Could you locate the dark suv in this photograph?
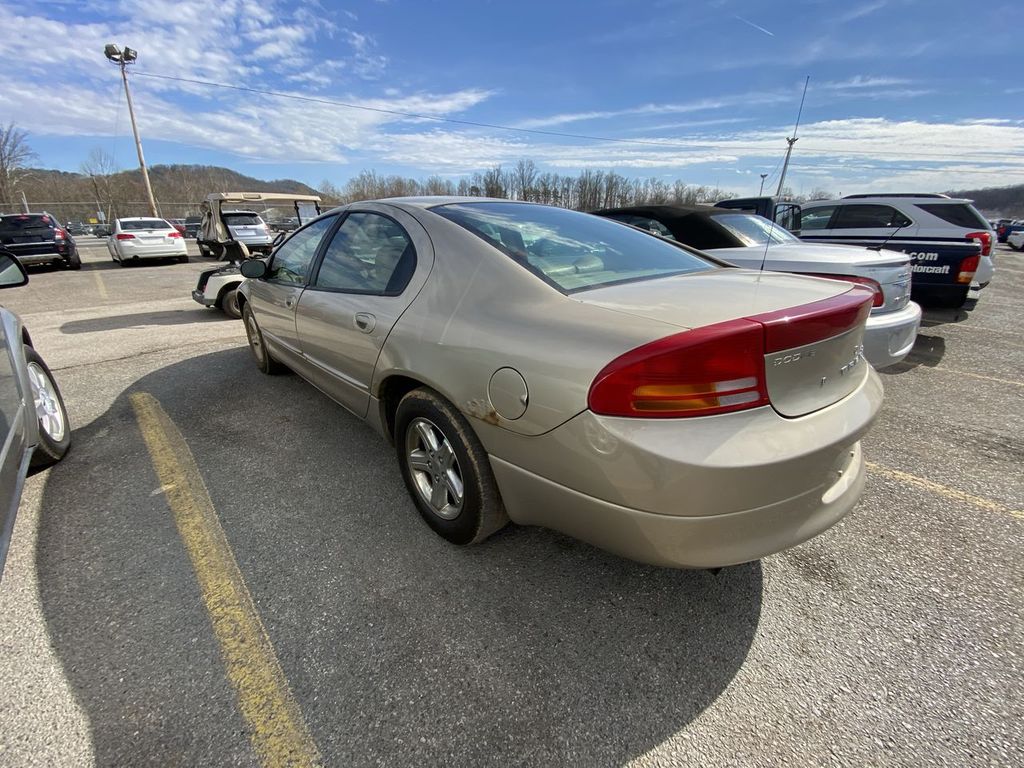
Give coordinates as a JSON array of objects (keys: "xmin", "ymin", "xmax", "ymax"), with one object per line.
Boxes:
[{"xmin": 0, "ymin": 213, "xmax": 81, "ymax": 270}]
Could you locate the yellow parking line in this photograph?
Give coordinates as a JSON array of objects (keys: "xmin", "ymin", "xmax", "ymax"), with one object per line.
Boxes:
[
  {"xmin": 866, "ymin": 461, "xmax": 1023, "ymax": 520},
  {"xmin": 92, "ymin": 271, "xmax": 108, "ymax": 300},
  {"xmin": 131, "ymin": 392, "xmax": 322, "ymax": 768}
]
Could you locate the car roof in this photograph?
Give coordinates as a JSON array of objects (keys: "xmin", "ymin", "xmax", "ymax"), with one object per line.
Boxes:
[
  {"xmin": 374, "ymin": 196, "xmax": 535, "ymax": 209},
  {"xmin": 813, "ymin": 196, "xmax": 975, "ymax": 205},
  {"xmin": 118, "ymin": 216, "xmax": 168, "ymax": 221}
]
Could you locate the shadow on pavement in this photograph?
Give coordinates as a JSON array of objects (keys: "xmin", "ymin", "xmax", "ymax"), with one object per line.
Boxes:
[
  {"xmin": 36, "ymin": 348, "xmax": 762, "ymax": 766},
  {"xmin": 60, "ymin": 309, "xmax": 231, "ymax": 334},
  {"xmin": 918, "ymin": 298, "xmax": 977, "ymax": 328},
  {"xmin": 880, "ymin": 333, "xmax": 947, "ymax": 375}
]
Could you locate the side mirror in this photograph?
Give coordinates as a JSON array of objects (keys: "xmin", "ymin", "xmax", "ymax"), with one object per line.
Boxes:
[
  {"xmin": 0, "ymin": 251, "xmax": 28, "ymax": 289},
  {"xmin": 240, "ymin": 259, "xmax": 268, "ymax": 279}
]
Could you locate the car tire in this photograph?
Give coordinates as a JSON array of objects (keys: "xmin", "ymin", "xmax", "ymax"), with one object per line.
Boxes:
[
  {"xmin": 242, "ymin": 303, "xmax": 284, "ymax": 374},
  {"xmin": 25, "ymin": 347, "xmax": 71, "ymax": 469},
  {"xmin": 394, "ymin": 387, "xmax": 508, "ymax": 546},
  {"xmin": 64, "ymin": 250, "xmax": 82, "ymax": 270},
  {"xmin": 220, "ymin": 287, "xmax": 241, "ymax": 319}
]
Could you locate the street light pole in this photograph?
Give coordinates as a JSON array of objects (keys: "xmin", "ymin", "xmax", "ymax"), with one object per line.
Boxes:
[
  {"xmin": 759, "ymin": 173, "xmax": 768, "ymax": 195},
  {"xmin": 104, "ymin": 44, "xmax": 158, "ymax": 217}
]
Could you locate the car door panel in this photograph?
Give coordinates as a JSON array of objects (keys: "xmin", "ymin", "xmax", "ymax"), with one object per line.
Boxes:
[
  {"xmin": 247, "ymin": 215, "xmax": 339, "ymax": 360},
  {"xmin": 294, "ymin": 206, "xmax": 433, "ymax": 417}
]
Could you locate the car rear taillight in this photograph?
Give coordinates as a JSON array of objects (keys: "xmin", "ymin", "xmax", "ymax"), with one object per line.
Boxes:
[
  {"xmin": 956, "ymin": 254, "xmax": 980, "ymax": 285},
  {"xmin": 965, "ymin": 230, "xmax": 992, "ymax": 257},
  {"xmin": 116, "ymin": 233, "xmax": 136, "ymax": 240},
  {"xmin": 588, "ymin": 319, "xmax": 769, "ymax": 418},
  {"xmin": 168, "ymin": 231, "xmax": 182, "ymax": 238},
  {"xmin": 588, "ymin": 288, "xmax": 873, "ymax": 419},
  {"xmin": 800, "ymin": 273, "xmax": 883, "ymax": 307},
  {"xmin": 53, "ymin": 228, "xmax": 65, "ymax": 240}
]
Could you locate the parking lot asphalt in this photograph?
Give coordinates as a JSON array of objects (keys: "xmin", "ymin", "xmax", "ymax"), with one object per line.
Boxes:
[{"xmin": 0, "ymin": 238, "xmax": 1021, "ymax": 767}]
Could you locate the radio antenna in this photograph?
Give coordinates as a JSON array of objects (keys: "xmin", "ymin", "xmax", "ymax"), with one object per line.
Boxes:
[{"xmin": 775, "ymin": 75, "xmax": 809, "ymax": 198}]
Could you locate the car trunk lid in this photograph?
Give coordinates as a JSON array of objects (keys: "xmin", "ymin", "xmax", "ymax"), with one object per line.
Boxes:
[{"xmin": 580, "ymin": 269, "xmax": 873, "ymax": 417}]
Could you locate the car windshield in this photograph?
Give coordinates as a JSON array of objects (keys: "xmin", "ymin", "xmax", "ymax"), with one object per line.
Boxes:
[
  {"xmin": 0, "ymin": 214, "xmax": 54, "ymax": 233},
  {"xmin": 435, "ymin": 202, "xmax": 713, "ymax": 293},
  {"xmin": 121, "ymin": 219, "xmax": 171, "ymax": 231},
  {"xmin": 224, "ymin": 213, "xmax": 262, "ymax": 225},
  {"xmin": 710, "ymin": 213, "xmax": 800, "ymax": 246}
]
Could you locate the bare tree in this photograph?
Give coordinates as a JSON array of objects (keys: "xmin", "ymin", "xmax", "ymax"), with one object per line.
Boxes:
[
  {"xmin": 81, "ymin": 147, "xmax": 120, "ymax": 220},
  {"xmin": 0, "ymin": 123, "xmax": 37, "ymax": 209}
]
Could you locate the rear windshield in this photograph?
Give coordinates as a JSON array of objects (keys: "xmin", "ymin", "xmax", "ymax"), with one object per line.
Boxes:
[
  {"xmin": 224, "ymin": 213, "xmax": 262, "ymax": 225},
  {"xmin": 0, "ymin": 214, "xmax": 54, "ymax": 233},
  {"xmin": 916, "ymin": 203, "xmax": 989, "ymax": 230},
  {"xmin": 120, "ymin": 219, "xmax": 171, "ymax": 231},
  {"xmin": 435, "ymin": 202, "xmax": 713, "ymax": 293},
  {"xmin": 710, "ymin": 213, "xmax": 800, "ymax": 246}
]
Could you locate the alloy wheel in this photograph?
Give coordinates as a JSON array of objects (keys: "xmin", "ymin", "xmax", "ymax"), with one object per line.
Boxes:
[
  {"xmin": 27, "ymin": 362, "xmax": 66, "ymax": 443},
  {"xmin": 405, "ymin": 417, "xmax": 465, "ymax": 520}
]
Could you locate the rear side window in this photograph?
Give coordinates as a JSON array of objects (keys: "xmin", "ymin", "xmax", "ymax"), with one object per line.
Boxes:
[
  {"xmin": 436, "ymin": 202, "xmax": 713, "ymax": 293},
  {"xmin": 916, "ymin": 203, "xmax": 989, "ymax": 229},
  {"xmin": 831, "ymin": 204, "xmax": 912, "ymax": 229},
  {"xmin": 120, "ymin": 219, "xmax": 171, "ymax": 231},
  {"xmin": 800, "ymin": 206, "xmax": 836, "ymax": 230},
  {"xmin": 0, "ymin": 215, "xmax": 54, "ymax": 233},
  {"xmin": 607, "ymin": 214, "xmax": 678, "ymax": 241}
]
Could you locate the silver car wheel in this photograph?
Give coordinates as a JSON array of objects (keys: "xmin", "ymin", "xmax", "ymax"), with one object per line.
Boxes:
[
  {"xmin": 245, "ymin": 312, "xmax": 264, "ymax": 363},
  {"xmin": 27, "ymin": 361, "xmax": 66, "ymax": 443},
  {"xmin": 405, "ymin": 417, "xmax": 464, "ymax": 520}
]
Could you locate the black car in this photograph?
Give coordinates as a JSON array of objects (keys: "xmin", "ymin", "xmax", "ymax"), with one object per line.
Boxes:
[
  {"xmin": 183, "ymin": 216, "xmax": 202, "ymax": 238},
  {"xmin": 0, "ymin": 213, "xmax": 81, "ymax": 270}
]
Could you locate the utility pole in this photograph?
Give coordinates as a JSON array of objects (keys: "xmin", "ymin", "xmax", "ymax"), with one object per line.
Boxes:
[
  {"xmin": 19, "ymin": 190, "xmax": 29, "ymax": 214},
  {"xmin": 759, "ymin": 173, "xmax": 768, "ymax": 195},
  {"xmin": 104, "ymin": 44, "xmax": 158, "ymax": 217},
  {"xmin": 776, "ymin": 76, "xmax": 810, "ymax": 199}
]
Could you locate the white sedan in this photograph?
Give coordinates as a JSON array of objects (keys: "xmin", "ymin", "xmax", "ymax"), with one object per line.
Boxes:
[{"xmin": 106, "ymin": 217, "xmax": 188, "ymax": 266}]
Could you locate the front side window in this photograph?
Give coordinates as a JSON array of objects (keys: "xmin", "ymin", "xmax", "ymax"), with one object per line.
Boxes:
[
  {"xmin": 314, "ymin": 212, "xmax": 416, "ymax": 294},
  {"xmin": 832, "ymin": 204, "xmax": 912, "ymax": 229},
  {"xmin": 267, "ymin": 215, "xmax": 336, "ymax": 285},
  {"xmin": 800, "ymin": 206, "xmax": 837, "ymax": 230},
  {"xmin": 710, "ymin": 213, "xmax": 800, "ymax": 246},
  {"xmin": 435, "ymin": 202, "xmax": 713, "ymax": 293}
]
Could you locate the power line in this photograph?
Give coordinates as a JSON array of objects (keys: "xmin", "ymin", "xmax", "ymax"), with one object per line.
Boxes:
[{"xmin": 133, "ymin": 71, "xmax": 1024, "ymax": 162}]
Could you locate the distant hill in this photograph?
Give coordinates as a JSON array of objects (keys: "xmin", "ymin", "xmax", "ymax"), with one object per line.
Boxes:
[
  {"xmin": 12, "ymin": 164, "xmax": 319, "ymax": 221},
  {"xmin": 946, "ymin": 183, "xmax": 1024, "ymax": 218}
]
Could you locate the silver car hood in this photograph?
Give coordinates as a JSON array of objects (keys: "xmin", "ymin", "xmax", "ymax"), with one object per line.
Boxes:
[{"xmin": 576, "ymin": 268, "xmax": 851, "ymax": 330}]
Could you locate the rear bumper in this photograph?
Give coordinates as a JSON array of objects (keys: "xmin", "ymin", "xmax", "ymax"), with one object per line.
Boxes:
[
  {"xmin": 864, "ymin": 301, "xmax": 921, "ymax": 369},
  {"xmin": 192, "ymin": 289, "xmax": 216, "ymax": 307},
  {"xmin": 492, "ymin": 443, "xmax": 864, "ymax": 569},
  {"xmin": 486, "ymin": 368, "xmax": 883, "ymax": 568},
  {"xmin": 120, "ymin": 247, "xmax": 187, "ymax": 260}
]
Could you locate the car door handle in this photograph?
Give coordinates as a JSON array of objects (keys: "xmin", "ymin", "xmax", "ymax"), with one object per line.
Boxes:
[
  {"xmin": 354, "ymin": 312, "xmax": 376, "ymax": 333},
  {"xmin": 285, "ymin": 296, "xmax": 295, "ymax": 309}
]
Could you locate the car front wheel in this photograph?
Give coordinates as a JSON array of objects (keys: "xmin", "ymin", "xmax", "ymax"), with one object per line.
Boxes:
[
  {"xmin": 395, "ymin": 388, "xmax": 508, "ymax": 545},
  {"xmin": 242, "ymin": 303, "xmax": 284, "ymax": 374},
  {"xmin": 220, "ymin": 287, "xmax": 241, "ymax": 319},
  {"xmin": 25, "ymin": 347, "xmax": 71, "ymax": 468}
]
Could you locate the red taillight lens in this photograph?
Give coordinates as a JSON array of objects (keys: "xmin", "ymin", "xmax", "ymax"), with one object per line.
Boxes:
[
  {"xmin": 588, "ymin": 288, "xmax": 874, "ymax": 419},
  {"xmin": 116, "ymin": 233, "xmax": 135, "ymax": 240},
  {"xmin": 800, "ymin": 273, "xmax": 884, "ymax": 307},
  {"xmin": 53, "ymin": 228, "xmax": 65, "ymax": 240},
  {"xmin": 956, "ymin": 254, "xmax": 980, "ymax": 285},
  {"xmin": 588, "ymin": 319, "xmax": 769, "ymax": 418},
  {"xmin": 965, "ymin": 231, "xmax": 991, "ymax": 257},
  {"xmin": 168, "ymin": 231, "xmax": 182, "ymax": 238}
]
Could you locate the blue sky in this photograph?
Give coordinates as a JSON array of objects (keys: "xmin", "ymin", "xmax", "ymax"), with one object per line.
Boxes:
[{"xmin": 1, "ymin": 0, "xmax": 1022, "ymax": 196}]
